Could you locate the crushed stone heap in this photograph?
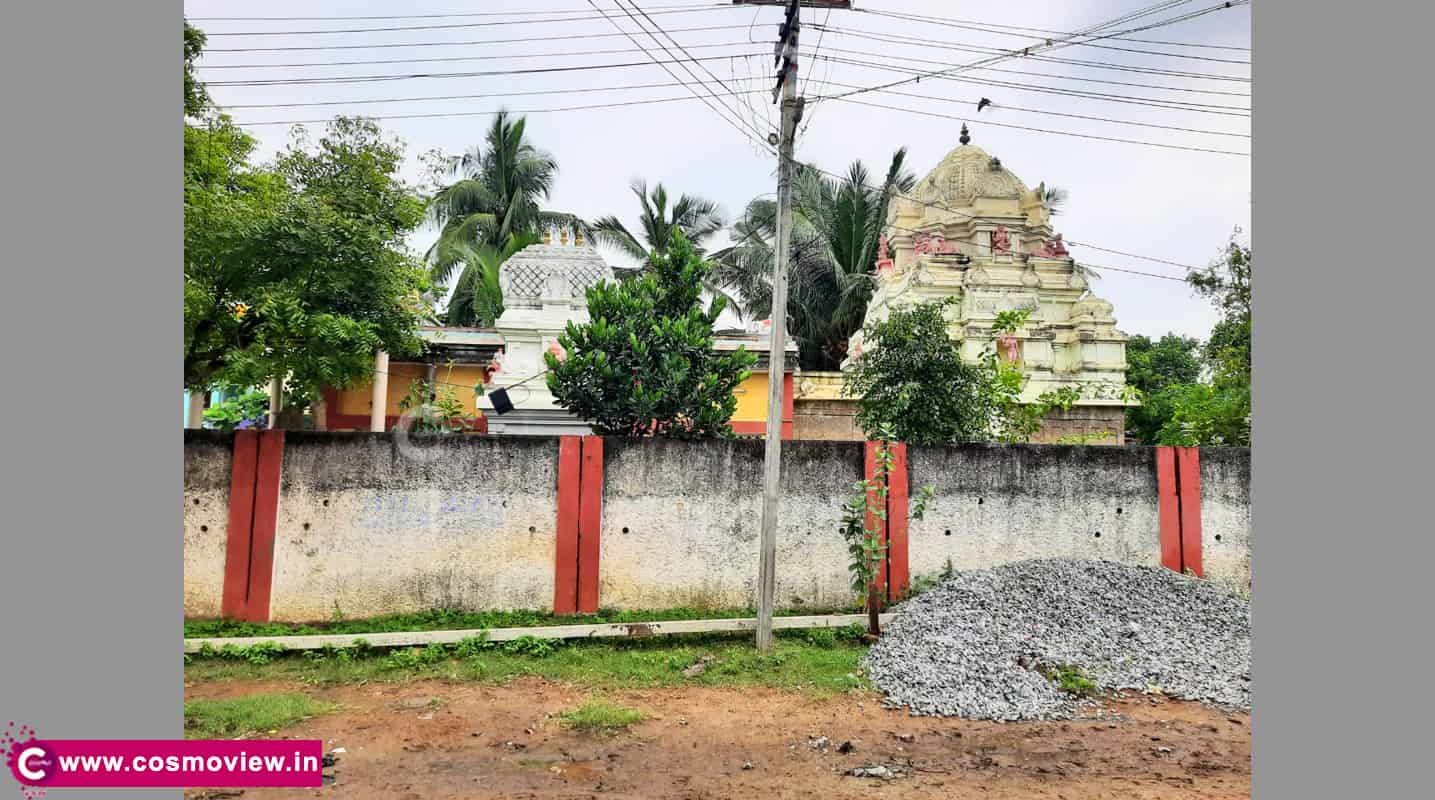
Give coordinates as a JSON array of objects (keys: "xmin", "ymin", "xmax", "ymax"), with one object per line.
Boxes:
[{"xmin": 864, "ymin": 559, "xmax": 1251, "ymax": 720}]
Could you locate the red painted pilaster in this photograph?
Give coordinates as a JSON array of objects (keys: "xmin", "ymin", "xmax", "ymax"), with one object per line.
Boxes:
[
  {"xmin": 577, "ymin": 436, "xmax": 605, "ymax": 614},
  {"xmin": 553, "ymin": 436, "xmax": 582, "ymax": 614},
  {"xmin": 221, "ymin": 431, "xmax": 259, "ymax": 619},
  {"xmin": 1177, "ymin": 447, "xmax": 1204, "ymax": 578},
  {"xmin": 1156, "ymin": 446, "xmax": 1183, "ymax": 573},
  {"xmin": 242, "ymin": 430, "xmax": 285, "ymax": 622}
]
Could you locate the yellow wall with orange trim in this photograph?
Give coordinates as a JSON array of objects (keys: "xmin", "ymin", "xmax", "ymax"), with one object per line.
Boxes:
[
  {"xmin": 334, "ymin": 363, "xmax": 491, "ymax": 418},
  {"xmin": 732, "ymin": 372, "xmax": 773, "ymax": 423}
]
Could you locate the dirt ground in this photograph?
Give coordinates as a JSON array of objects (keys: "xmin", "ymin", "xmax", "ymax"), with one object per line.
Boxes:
[{"xmin": 185, "ymin": 678, "xmax": 1250, "ymax": 799}]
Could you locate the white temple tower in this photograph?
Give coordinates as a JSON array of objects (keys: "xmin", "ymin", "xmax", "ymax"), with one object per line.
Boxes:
[{"xmin": 845, "ymin": 126, "xmax": 1135, "ymax": 443}]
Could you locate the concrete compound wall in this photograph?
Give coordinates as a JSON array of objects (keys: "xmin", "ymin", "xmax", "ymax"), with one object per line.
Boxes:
[
  {"xmin": 598, "ymin": 439, "xmax": 861, "ymax": 610},
  {"xmin": 183, "ymin": 432, "xmax": 233, "ymax": 619},
  {"xmin": 184, "ymin": 431, "xmax": 1251, "ymax": 622}
]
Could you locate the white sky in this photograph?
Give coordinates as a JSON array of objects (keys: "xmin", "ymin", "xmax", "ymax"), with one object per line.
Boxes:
[{"xmin": 186, "ymin": 0, "xmax": 1251, "ymax": 341}]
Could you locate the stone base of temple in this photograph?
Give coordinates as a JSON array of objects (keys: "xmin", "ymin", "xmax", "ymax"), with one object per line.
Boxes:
[
  {"xmin": 788, "ymin": 397, "xmax": 1126, "ymax": 445},
  {"xmin": 1023, "ymin": 405, "xmax": 1127, "ymax": 445},
  {"xmin": 485, "ymin": 408, "xmax": 597, "ymax": 437},
  {"xmin": 792, "ymin": 399, "xmax": 863, "ymax": 441}
]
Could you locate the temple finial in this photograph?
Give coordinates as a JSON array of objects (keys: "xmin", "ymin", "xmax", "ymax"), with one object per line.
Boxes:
[{"xmin": 959, "ymin": 124, "xmax": 971, "ymax": 145}]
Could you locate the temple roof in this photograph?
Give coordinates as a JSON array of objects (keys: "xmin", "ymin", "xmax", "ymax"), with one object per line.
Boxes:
[
  {"xmin": 914, "ymin": 139, "xmax": 1030, "ymax": 205},
  {"xmin": 500, "ymin": 239, "xmax": 615, "ymax": 302}
]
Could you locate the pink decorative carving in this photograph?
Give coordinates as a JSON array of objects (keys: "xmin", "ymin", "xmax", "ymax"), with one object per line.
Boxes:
[
  {"xmin": 992, "ymin": 225, "xmax": 1012, "ymax": 255},
  {"xmin": 997, "ymin": 334, "xmax": 1021, "ymax": 364},
  {"xmin": 875, "ymin": 234, "xmax": 894, "ymax": 275},
  {"xmin": 915, "ymin": 232, "xmax": 959, "ymax": 256},
  {"xmin": 1035, "ymin": 234, "xmax": 1070, "ymax": 258}
]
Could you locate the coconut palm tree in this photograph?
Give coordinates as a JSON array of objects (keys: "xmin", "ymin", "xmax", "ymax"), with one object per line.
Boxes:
[
  {"xmin": 711, "ymin": 148, "xmax": 917, "ymax": 371},
  {"xmin": 442, "ymin": 231, "xmax": 541, "ymax": 327},
  {"xmin": 425, "ymin": 111, "xmax": 586, "ymax": 310},
  {"xmin": 591, "ymin": 179, "xmax": 726, "ymax": 265},
  {"xmin": 1044, "ymin": 184, "xmax": 1069, "ymax": 216}
]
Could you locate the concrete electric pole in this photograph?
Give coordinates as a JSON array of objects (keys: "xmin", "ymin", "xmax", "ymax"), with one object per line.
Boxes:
[{"xmin": 733, "ymin": 0, "xmax": 851, "ymax": 651}]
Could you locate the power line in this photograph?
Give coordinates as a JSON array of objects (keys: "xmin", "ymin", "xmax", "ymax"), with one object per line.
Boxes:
[
  {"xmin": 818, "ymin": 81, "xmax": 1247, "ymax": 138},
  {"xmin": 229, "ymin": 90, "xmax": 772, "ymax": 127},
  {"xmin": 188, "ymin": 3, "xmax": 734, "ymax": 21},
  {"xmin": 202, "ymin": 52, "xmax": 769, "ymax": 87},
  {"xmin": 216, "ymin": 75, "xmax": 1245, "ymax": 139},
  {"xmin": 219, "ymin": 79, "xmax": 754, "ymax": 110},
  {"xmin": 817, "ymin": 27, "xmax": 1250, "ymax": 82},
  {"xmin": 826, "ymin": 96, "xmax": 1248, "ymax": 156},
  {"xmin": 817, "ymin": 0, "xmax": 1234, "ymax": 106},
  {"xmin": 199, "ymin": 6, "xmax": 742, "ymax": 36},
  {"xmin": 614, "ymin": 0, "xmax": 764, "ymax": 141},
  {"xmin": 856, "ymin": 7, "xmax": 1250, "ymax": 64},
  {"xmin": 846, "ymin": 8, "xmax": 1249, "ymax": 52},
  {"xmin": 817, "ymin": 54, "xmax": 1251, "ymax": 116},
  {"xmin": 202, "ymin": 23, "xmax": 756, "ymax": 53},
  {"xmin": 196, "ymin": 41, "xmax": 756, "ymax": 70},
  {"xmin": 584, "ymin": 1, "xmax": 773, "ymax": 152}
]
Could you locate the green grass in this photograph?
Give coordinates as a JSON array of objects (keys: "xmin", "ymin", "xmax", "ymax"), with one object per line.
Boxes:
[
  {"xmin": 1043, "ymin": 664, "xmax": 1099, "ymax": 697},
  {"xmin": 557, "ymin": 698, "xmax": 647, "ymax": 733},
  {"xmin": 183, "ymin": 693, "xmax": 334, "ymax": 739},
  {"xmin": 184, "ymin": 605, "xmax": 860, "ymax": 640},
  {"xmin": 185, "ymin": 628, "xmax": 871, "ymax": 699}
]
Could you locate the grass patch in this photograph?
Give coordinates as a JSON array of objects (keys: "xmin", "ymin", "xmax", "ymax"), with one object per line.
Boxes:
[
  {"xmin": 186, "ymin": 629, "xmax": 871, "ymax": 698},
  {"xmin": 557, "ymin": 698, "xmax": 647, "ymax": 733},
  {"xmin": 1042, "ymin": 664, "xmax": 1099, "ymax": 697},
  {"xmin": 183, "ymin": 693, "xmax": 333, "ymax": 739},
  {"xmin": 184, "ymin": 605, "xmax": 860, "ymax": 640}
]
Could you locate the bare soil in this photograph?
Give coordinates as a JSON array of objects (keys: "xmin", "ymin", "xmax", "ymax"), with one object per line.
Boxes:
[{"xmin": 185, "ymin": 678, "xmax": 1249, "ymax": 799}]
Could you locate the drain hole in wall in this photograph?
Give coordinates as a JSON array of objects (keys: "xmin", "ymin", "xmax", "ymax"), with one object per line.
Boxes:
[
  {"xmin": 192, "ymin": 498, "xmax": 201, "ymax": 506},
  {"xmin": 1116, "ymin": 507, "xmax": 1123, "ymax": 515},
  {"xmin": 303, "ymin": 523, "xmax": 311, "ymax": 531},
  {"xmin": 944, "ymin": 529, "xmax": 952, "ymax": 537},
  {"xmin": 322, "ymin": 499, "xmax": 330, "ymax": 507},
  {"xmin": 977, "ymin": 497, "xmax": 984, "ymax": 505},
  {"xmin": 1215, "ymin": 534, "xmax": 1222, "ymax": 542},
  {"xmin": 1094, "ymin": 531, "xmax": 1102, "ymax": 538},
  {"xmin": 200, "ymin": 525, "xmax": 208, "ymax": 532},
  {"xmin": 529, "ymin": 526, "xmax": 536, "ymax": 533},
  {"xmin": 622, "ymin": 527, "xmax": 630, "ymax": 534}
]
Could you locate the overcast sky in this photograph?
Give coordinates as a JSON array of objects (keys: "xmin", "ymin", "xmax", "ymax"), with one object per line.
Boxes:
[{"xmin": 186, "ymin": 0, "xmax": 1251, "ymax": 341}]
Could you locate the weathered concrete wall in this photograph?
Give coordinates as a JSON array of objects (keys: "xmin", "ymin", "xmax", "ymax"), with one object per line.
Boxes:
[
  {"xmin": 597, "ymin": 439, "xmax": 862, "ymax": 610},
  {"xmin": 183, "ymin": 430, "xmax": 233, "ymax": 619},
  {"xmin": 183, "ymin": 432, "xmax": 1250, "ymax": 620},
  {"xmin": 1197, "ymin": 448, "xmax": 1252, "ymax": 593},
  {"xmin": 266, "ymin": 433, "xmax": 559, "ymax": 622},
  {"xmin": 907, "ymin": 444, "xmax": 1164, "ymax": 579},
  {"xmin": 792, "ymin": 399, "xmax": 863, "ymax": 441}
]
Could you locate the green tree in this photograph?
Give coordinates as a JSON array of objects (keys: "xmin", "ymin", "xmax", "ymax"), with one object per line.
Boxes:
[
  {"xmin": 545, "ymin": 231, "xmax": 756, "ymax": 438},
  {"xmin": 442, "ymin": 231, "xmax": 541, "ymax": 327},
  {"xmin": 843, "ymin": 300, "xmax": 997, "ymax": 445},
  {"xmin": 1124, "ymin": 333, "xmax": 1202, "ymax": 444},
  {"xmin": 184, "ymin": 116, "xmax": 431, "ymax": 404},
  {"xmin": 712, "ymin": 150, "xmax": 917, "ymax": 371},
  {"xmin": 425, "ymin": 112, "xmax": 587, "ymax": 315},
  {"xmin": 1155, "ymin": 230, "xmax": 1252, "ymax": 446},
  {"xmin": 591, "ymin": 179, "xmax": 726, "ymax": 262},
  {"xmin": 184, "ymin": 22, "xmax": 210, "ymax": 118}
]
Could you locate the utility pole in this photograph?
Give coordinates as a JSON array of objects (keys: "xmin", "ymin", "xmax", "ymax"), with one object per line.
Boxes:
[{"xmin": 734, "ymin": 0, "xmax": 850, "ymax": 651}]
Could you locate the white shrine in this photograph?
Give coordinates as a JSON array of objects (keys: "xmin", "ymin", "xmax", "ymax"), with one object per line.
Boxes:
[
  {"xmin": 845, "ymin": 126, "xmax": 1134, "ymax": 442},
  {"xmin": 479, "ymin": 226, "xmax": 616, "ymax": 436}
]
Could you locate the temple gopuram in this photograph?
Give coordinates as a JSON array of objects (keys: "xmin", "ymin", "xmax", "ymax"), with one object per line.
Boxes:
[{"xmin": 795, "ymin": 126, "xmax": 1134, "ymax": 444}]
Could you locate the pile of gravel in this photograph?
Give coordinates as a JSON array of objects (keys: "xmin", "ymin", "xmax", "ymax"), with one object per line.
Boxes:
[{"xmin": 864, "ymin": 559, "xmax": 1251, "ymax": 720}]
